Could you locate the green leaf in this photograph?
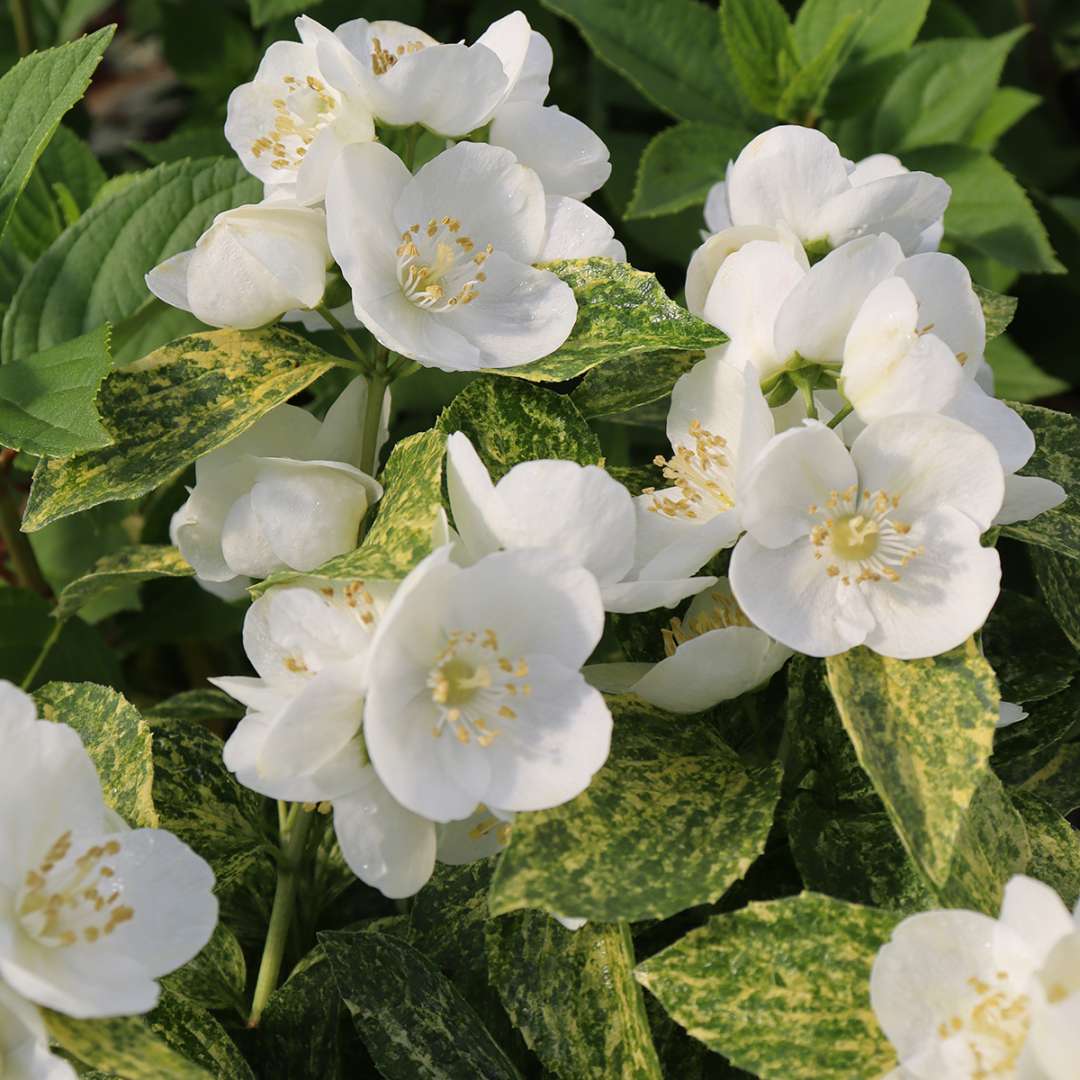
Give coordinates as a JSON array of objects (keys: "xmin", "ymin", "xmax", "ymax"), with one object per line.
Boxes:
[
  {"xmin": 777, "ymin": 12, "xmax": 863, "ymax": 124},
  {"xmin": 144, "ymin": 993, "xmax": 254, "ymax": 1080},
  {"xmin": 720, "ymin": 0, "xmax": 797, "ymax": 116},
  {"xmin": 540, "ymin": 0, "xmax": 748, "ymax": 123},
  {"xmin": 164, "ymin": 922, "xmax": 247, "ymax": 1013},
  {"xmin": 319, "ymin": 929, "xmax": 523, "ymax": 1080},
  {"xmin": 34, "ymin": 681, "xmax": 158, "ymax": 827},
  {"xmin": 825, "ymin": 639, "xmax": 999, "ymax": 890},
  {"xmin": 636, "ymin": 893, "xmax": 900, "ymax": 1080},
  {"xmin": 993, "ymin": 684, "xmax": 1080, "ymax": 789},
  {"xmin": 23, "ymin": 327, "xmax": 337, "ymax": 531},
  {"xmin": 2, "ymin": 156, "xmax": 261, "ymax": 364},
  {"xmin": 252, "ymin": 427, "xmax": 445, "ymax": 596},
  {"xmin": 903, "ymin": 145, "xmax": 1064, "ymax": 275},
  {"xmin": 487, "ymin": 913, "xmax": 662, "ymax": 1080},
  {"xmin": 986, "ymin": 336, "xmax": 1068, "ymax": 402},
  {"xmin": 0, "ymin": 323, "xmax": 113, "ymax": 456},
  {"xmin": 249, "ymin": 0, "xmax": 308, "ymax": 27},
  {"xmin": 437, "ymin": 376, "xmax": 601, "ymax": 482},
  {"xmin": 0, "ymin": 587, "xmax": 121, "ymax": 689},
  {"xmin": 975, "ymin": 283, "xmax": 1017, "ymax": 340},
  {"xmin": 500, "ymin": 258, "xmax": 725, "ymax": 382},
  {"xmin": 871, "ymin": 29, "xmax": 1027, "ymax": 153},
  {"xmin": 1018, "ymin": 741, "xmax": 1080, "ymax": 816},
  {"xmin": 571, "ymin": 349, "xmax": 697, "ymax": 418},
  {"xmin": 793, "ymin": 0, "xmax": 927, "ymax": 68},
  {"xmin": 626, "ymin": 122, "xmax": 752, "ymax": 220},
  {"xmin": 133, "ymin": 124, "xmax": 231, "ymax": 165},
  {"xmin": 489, "ymin": 698, "xmax": 781, "ymax": 921},
  {"xmin": 0, "ymin": 26, "xmax": 114, "ymax": 245},
  {"xmin": 968, "ymin": 86, "xmax": 1041, "ymax": 151},
  {"xmin": 1012, "ymin": 790, "xmax": 1080, "ymax": 908},
  {"xmin": 55, "ymin": 543, "xmax": 193, "ymax": 620},
  {"xmin": 1031, "ymin": 546, "xmax": 1080, "ymax": 650},
  {"xmin": 1000, "ymin": 403, "xmax": 1080, "ymax": 558}
]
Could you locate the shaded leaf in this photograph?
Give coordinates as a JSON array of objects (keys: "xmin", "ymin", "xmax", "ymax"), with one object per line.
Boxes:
[
  {"xmin": 571, "ymin": 349, "xmax": 698, "ymax": 418},
  {"xmin": 986, "ymin": 335, "xmax": 1067, "ymax": 402},
  {"xmin": 720, "ymin": 0, "xmax": 797, "ymax": 116},
  {"xmin": 163, "ymin": 921, "xmax": 247, "ymax": 1013},
  {"xmin": 1012, "ymin": 790, "xmax": 1080, "ymax": 908},
  {"xmin": 975, "ymin": 284, "xmax": 1017, "ymax": 340},
  {"xmin": 1031, "ymin": 545, "xmax": 1080, "ymax": 650},
  {"xmin": 55, "ymin": 543, "xmax": 193, "ymax": 619}
]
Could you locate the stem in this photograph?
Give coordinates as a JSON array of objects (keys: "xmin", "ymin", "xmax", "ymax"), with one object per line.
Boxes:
[
  {"xmin": 9, "ymin": 0, "xmax": 34, "ymax": 55},
  {"xmin": 316, "ymin": 304, "xmax": 372, "ymax": 373},
  {"xmin": 402, "ymin": 125, "xmax": 421, "ymax": 171},
  {"xmin": 0, "ymin": 473, "xmax": 49, "ymax": 596},
  {"xmin": 826, "ymin": 403, "xmax": 854, "ymax": 429},
  {"xmin": 248, "ymin": 807, "xmax": 314, "ymax": 1027},
  {"xmin": 21, "ymin": 617, "xmax": 63, "ymax": 690},
  {"xmin": 359, "ymin": 370, "xmax": 391, "ymax": 476},
  {"xmin": 792, "ymin": 372, "xmax": 818, "ymax": 420}
]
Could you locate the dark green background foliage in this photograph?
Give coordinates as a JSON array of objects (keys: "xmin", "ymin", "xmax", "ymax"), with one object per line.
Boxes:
[{"xmin": 1, "ymin": 0, "xmax": 1080, "ymax": 1077}]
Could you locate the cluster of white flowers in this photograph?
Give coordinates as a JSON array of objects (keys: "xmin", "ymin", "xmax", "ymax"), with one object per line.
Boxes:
[
  {"xmin": 146, "ymin": 10, "xmax": 621, "ymax": 372},
  {"xmin": 0, "ymin": 682, "xmax": 216, "ymax": 1076}
]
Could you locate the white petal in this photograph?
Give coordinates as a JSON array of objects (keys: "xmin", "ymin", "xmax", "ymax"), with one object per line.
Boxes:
[
  {"xmin": 703, "ymin": 180, "xmax": 732, "ymax": 234},
  {"xmin": 848, "ymin": 153, "xmax": 906, "ymax": 185},
  {"xmin": 311, "ymin": 375, "xmax": 390, "ymax": 467},
  {"xmin": 505, "ymin": 30, "xmax": 552, "ymax": 105},
  {"xmin": 0, "ymin": 681, "xmax": 38, "ymax": 732},
  {"xmin": 357, "ymin": 289, "xmax": 482, "ymax": 372},
  {"xmin": 0, "ymin": 981, "xmax": 75, "ymax": 1080},
  {"xmin": 145, "ymin": 251, "xmax": 193, "ymax": 314},
  {"xmin": 491, "ymin": 102, "xmax": 611, "ymax": 199},
  {"xmin": 582, "ymin": 662, "xmax": 654, "ymax": 694},
  {"xmin": 446, "ymin": 432, "xmax": 502, "ymax": 562},
  {"xmin": 632, "ymin": 626, "xmax": 790, "ymax": 713},
  {"xmin": 435, "ymin": 805, "xmax": 510, "ymax": 864},
  {"xmin": 729, "ymin": 534, "xmax": 874, "ymax": 657},
  {"xmin": 726, "ymin": 126, "xmax": 851, "ymax": 242},
  {"xmin": 741, "ymin": 422, "xmax": 857, "ymax": 549},
  {"xmin": 220, "ymin": 492, "xmax": 283, "ymax": 578},
  {"xmin": 894, "ymin": 252, "xmax": 984, "ymax": 364},
  {"xmin": 632, "ymin": 500, "xmax": 743, "ymax": 580},
  {"xmin": 774, "ymin": 233, "xmax": 904, "ymax": 366},
  {"xmin": 999, "ymin": 875, "xmax": 1074, "ymax": 964},
  {"xmin": 538, "ymin": 195, "xmax": 620, "ymax": 261},
  {"xmin": 997, "ymin": 701, "xmax": 1028, "ymax": 728},
  {"xmin": 995, "ymin": 474, "xmax": 1066, "ymax": 526},
  {"xmin": 491, "ymin": 460, "xmax": 636, "ymax": 585},
  {"xmin": 600, "ymin": 575, "xmax": 715, "ymax": 614},
  {"xmin": 943, "ymin": 382, "xmax": 1035, "ymax": 475},
  {"xmin": 859, "ymin": 508, "xmax": 1001, "ymax": 659},
  {"xmin": 333, "ymin": 768, "xmax": 437, "ymax": 898},
  {"xmin": 476, "ymin": 11, "xmax": 532, "ymax": 99}
]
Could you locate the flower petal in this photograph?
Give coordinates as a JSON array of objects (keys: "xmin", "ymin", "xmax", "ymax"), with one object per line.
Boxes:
[
  {"xmin": 999, "ymin": 874, "xmax": 1074, "ymax": 964},
  {"xmin": 703, "ymin": 180, "xmax": 732, "ymax": 233},
  {"xmin": 446, "ymin": 432, "xmax": 502, "ymax": 562},
  {"xmin": 144, "ymin": 251, "xmax": 192, "ymax": 314},
  {"xmin": 538, "ymin": 195, "xmax": 622, "ymax": 261},
  {"xmin": 995, "ymin": 474, "xmax": 1066, "ymax": 526},
  {"xmin": 942, "ymin": 381, "xmax": 1035, "ymax": 475},
  {"xmin": 600, "ymin": 575, "xmax": 715, "ymax": 614},
  {"xmin": 894, "ymin": 252, "xmax": 984, "ymax": 363}
]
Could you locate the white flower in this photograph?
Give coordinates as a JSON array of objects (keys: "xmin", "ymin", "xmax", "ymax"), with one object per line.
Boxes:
[
  {"xmin": 0, "ymin": 682, "xmax": 216, "ymax": 1019},
  {"xmin": 841, "ymin": 252, "xmax": 1066, "ymax": 526},
  {"xmin": 0, "ymin": 980, "xmax": 75, "ymax": 1080},
  {"xmin": 170, "ymin": 378, "xmax": 385, "ymax": 592},
  {"xmin": 446, "ymin": 432, "xmax": 711, "ymax": 613},
  {"xmin": 585, "ymin": 580, "xmax": 792, "ymax": 714},
  {"xmin": 998, "ymin": 701, "xmax": 1028, "ymax": 728},
  {"xmin": 305, "ymin": 11, "xmax": 530, "ymax": 137},
  {"xmin": 146, "ymin": 199, "xmax": 331, "ymax": 330},
  {"xmin": 364, "ymin": 545, "xmax": 612, "ymax": 822},
  {"xmin": 326, "ymin": 140, "xmax": 577, "ymax": 372},
  {"xmin": 871, "ymin": 875, "xmax": 1080, "ymax": 1078},
  {"xmin": 224, "ymin": 20, "xmax": 374, "ymax": 203},
  {"xmin": 702, "ymin": 126, "xmax": 949, "ymax": 256},
  {"xmin": 632, "ymin": 354, "xmax": 775, "ymax": 579},
  {"xmin": 537, "ymin": 195, "xmax": 625, "ymax": 262},
  {"xmin": 729, "ymin": 414, "xmax": 1004, "ymax": 659}
]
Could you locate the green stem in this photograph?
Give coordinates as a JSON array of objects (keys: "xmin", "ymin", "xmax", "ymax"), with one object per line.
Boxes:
[
  {"xmin": 826, "ymin": 403, "xmax": 854, "ymax": 429},
  {"xmin": 793, "ymin": 372, "xmax": 818, "ymax": 420},
  {"xmin": 402, "ymin": 125, "xmax": 421, "ymax": 171},
  {"xmin": 21, "ymin": 617, "xmax": 63, "ymax": 690},
  {"xmin": 316, "ymin": 304, "xmax": 372, "ymax": 373},
  {"xmin": 9, "ymin": 0, "xmax": 34, "ymax": 55},
  {"xmin": 0, "ymin": 474, "xmax": 49, "ymax": 596},
  {"xmin": 359, "ymin": 370, "xmax": 391, "ymax": 476},
  {"xmin": 248, "ymin": 807, "xmax": 314, "ymax": 1027}
]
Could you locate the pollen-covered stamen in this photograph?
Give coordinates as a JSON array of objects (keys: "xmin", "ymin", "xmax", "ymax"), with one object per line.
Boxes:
[
  {"xmin": 427, "ymin": 629, "xmax": 531, "ymax": 746},
  {"xmin": 933, "ymin": 972, "xmax": 1031, "ymax": 1076},
  {"xmin": 646, "ymin": 420, "xmax": 734, "ymax": 520},
  {"xmin": 661, "ymin": 590, "xmax": 752, "ymax": 656},
  {"xmin": 808, "ymin": 486, "xmax": 922, "ymax": 586},
  {"xmin": 17, "ymin": 831, "xmax": 134, "ymax": 948},
  {"xmin": 396, "ymin": 219, "xmax": 491, "ymax": 312},
  {"xmin": 468, "ymin": 808, "xmax": 513, "ymax": 847},
  {"xmin": 370, "ymin": 36, "xmax": 425, "ymax": 76},
  {"xmin": 251, "ymin": 73, "xmax": 339, "ymax": 172}
]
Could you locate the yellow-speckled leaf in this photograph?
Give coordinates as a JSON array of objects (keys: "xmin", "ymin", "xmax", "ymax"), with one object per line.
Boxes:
[
  {"xmin": 570, "ymin": 348, "xmax": 699, "ymax": 418},
  {"xmin": 22, "ymin": 326, "xmax": 337, "ymax": 531},
  {"xmin": 34, "ymin": 681, "xmax": 157, "ymax": 828},
  {"xmin": 493, "ymin": 258, "xmax": 726, "ymax": 382},
  {"xmin": 437, "ymin": 376, "xmax": 601, "ymax": 482},
  {"xmin": 635, "ymin": 893, "xmax": 901, "ymax": 1080},
  {"xmin": 974, "ymin": 283, "xmax": 1016, "ymax": 340},
  {"xmin": 252, "ymin": 427, "xmax": 444, "ymax": 595},
  {"xmin": 145, "ymin": 988, "xmax": 254, "ymax": 1079},
  {"xmin": 1012, "ymin": 789, "xmax": 1080, "ymax": 908},
  {"xmin": 488, "ymin": 698, "xmax": 781, "ymax": 921},
  {"xmin": 319, "ymin": 929, "xmax": 524, "ymax": 1080},
  {"xmin": 164, "ymin": 921, "xmax": 247, "ymax": 1013},
  {"xmin": 55, "ymin": 543, "xmax": 193, "ymax": 619},
  {"xmin": 825, "ymin": 639, "xmax": 999, "ymax": 890},
  {"xmin": 487, "ymin": 913, "xmax": 662, "ymax": 1080}
]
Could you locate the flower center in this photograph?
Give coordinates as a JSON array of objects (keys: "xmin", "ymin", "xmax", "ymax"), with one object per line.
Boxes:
[
  {"xmin": 936, "ymin": 973, "xmax": 1031, "ymax": 1077},
  {"xmin": 16, "ymin": 831, "xmax": 134, "ymax": 949},
  {"xmin": 396, "ymin": 219, "xmax": 492, "ymax": 312},
  {"xmin": 661, "ymin": 589, "xmax": 751, "ymax": 657},
  {"xmin": 808, "ymin": 486, "xmax": 922, "ymax": 586},
  {"xmin": 370, "ymin": 36, "xmax": 425, "ymax": 76},
  {"xmin": 645, "ymin": 420, "xmax": 734, "ymax": 520},
  {"xmin": 251, "ymin": 74, "xmax": 339, "ymax": 172},
  {"xmin": 427, "ymin": 629, "xmax": 531, "ymax": 747}
]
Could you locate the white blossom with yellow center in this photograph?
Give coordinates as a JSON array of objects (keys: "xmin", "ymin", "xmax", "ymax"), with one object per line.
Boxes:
[
  {"xmin": 364, "ymin": 545, "xmax": 611, "ymax": 822},
  {"xmin": 630, "ymin": 354, "xmax": 775, "ymax": 582},
  {"xmin": 225, "ymin": 23, "xmax": 374, "ymax": 204},
  {"xmin": 872, "ymin": 875, "xmax": 1080, "ymax": 1078},
  {"xmin": 0, "ymin": 682, "xmax": 216, "ymax": 1019},
  {"xmin": 326, "ymin": 141, "xmax": 577, "ymax": 372},
  {"xmin": 729, "ymin": 414, "xmax": 1004, "ymax": 659}
]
